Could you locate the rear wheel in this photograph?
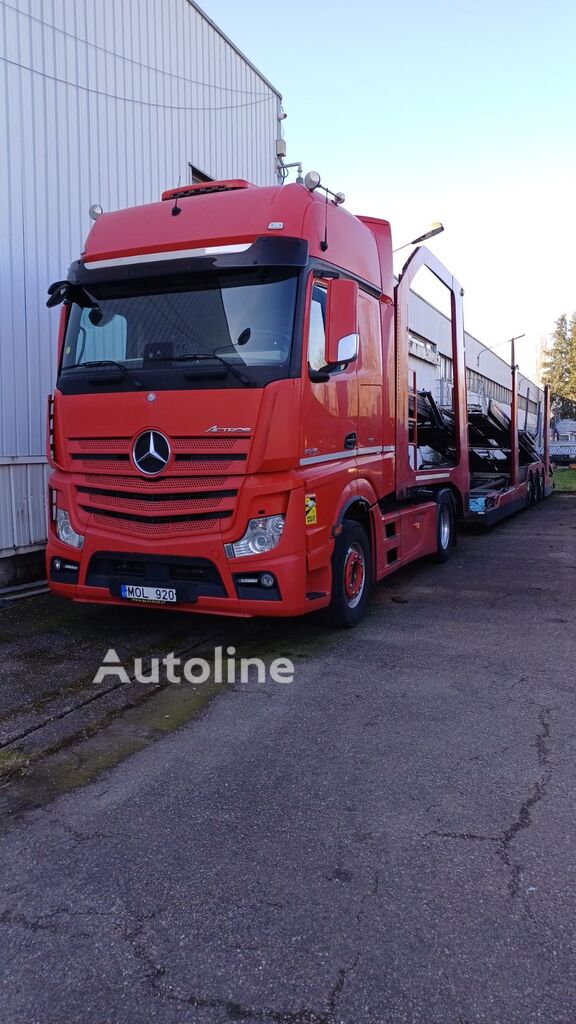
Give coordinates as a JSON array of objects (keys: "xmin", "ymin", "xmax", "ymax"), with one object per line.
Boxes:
[
  {"xmin": 527, "ymin": 473, "xmax": 536, "ymax": 506},
  {"xmin": 534, "ymin": 471, "xmax": 542, "ymax": 503},
  {"xmin": 434, "ymin": 490, "xmax": 456, "ymax": 563},
  {"xmin": 326, "ymin": 520, "xmax": 372, "ymax": 628},
  {"xmin": 540, "ymin": 469, "xmax": 546, "ymax": 500}
]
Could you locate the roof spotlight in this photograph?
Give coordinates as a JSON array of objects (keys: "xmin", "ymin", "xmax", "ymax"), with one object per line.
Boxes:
[{"xmin": 304, "ymin": 171, "xmax": 321, "ymax": 191}]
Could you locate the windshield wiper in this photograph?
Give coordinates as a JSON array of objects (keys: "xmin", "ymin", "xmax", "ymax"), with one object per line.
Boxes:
[
  {"xmin": 151, "ymin": 353, "xmax": 253, "ymax": 387},
  {"xmin": 61, "ymin": 360, "xmax": 143, "ymax": 386}
]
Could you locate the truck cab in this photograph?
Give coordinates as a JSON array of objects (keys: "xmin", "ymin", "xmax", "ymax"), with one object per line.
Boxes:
[
  {"xmin": 49, "ymin": 176, "xmax": 540, "ymax": 626},
  {"xmin": 47, "ymin": 179, "xmax": 402, "ymax": 623}
]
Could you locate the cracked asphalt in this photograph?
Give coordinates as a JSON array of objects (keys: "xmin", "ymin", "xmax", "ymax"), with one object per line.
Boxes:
[{"xmin": 1, "ymin": 495, "xmax": 575, "ymax": 1023}]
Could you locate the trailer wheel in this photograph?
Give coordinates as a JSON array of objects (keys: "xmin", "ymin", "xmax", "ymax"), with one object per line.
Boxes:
[
  {"xmin": 540, "ymin": 469, "xmax": 546, "ymax": 500},
  {"xmin": 434, "ymin": 490, "xmax": 456, "ymax": 563},
  {"xmin": 326, "ymin": 521, "xmax": 372, "ymax": 628},
  {"xmin": 534, "ymin": 472, "xmax": 542, "ymax": 503},
  {"xmin": 527, "ymin": 473, "xmax": 536, "ymax": 506}
]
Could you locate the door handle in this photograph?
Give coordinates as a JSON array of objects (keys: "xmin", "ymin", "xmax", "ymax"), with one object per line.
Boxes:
[{"xmin": 344, "ymin": 432, "xmax": 357, "ymax": 450}]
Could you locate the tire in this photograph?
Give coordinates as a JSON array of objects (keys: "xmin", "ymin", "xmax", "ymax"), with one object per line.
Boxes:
[
  {"xmin": 526, "ymin": 473, "xmax": 536, "ymax": 506},
  {"xmin": 540, "ymin": 469, "xmax": 546, "ymax": 500},
  {"xmin": 434, "ymin": 490, "xmax": 456, "ymax": 563},
  {"xmin": 326, "ymin": 520, "xmax": 372, "ymax": 628},
  {"xmin": 534, "ymin": 471, "xmax": 542, "ymax": 503}
]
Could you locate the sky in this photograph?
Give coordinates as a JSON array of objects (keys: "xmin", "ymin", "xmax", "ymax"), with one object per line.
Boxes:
[{"xmin": 200, "ymin": 0, "xmax": 576, "ymax": 383}]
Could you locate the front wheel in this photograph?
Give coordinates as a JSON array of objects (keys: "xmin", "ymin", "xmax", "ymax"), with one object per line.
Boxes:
[
  {"xmin": 326, "ymin": 521, "xmax": 372, "ymax": 628},
  {"xmin": 434, "ymin": 490, "xmax": 456, "ymax": 563}
]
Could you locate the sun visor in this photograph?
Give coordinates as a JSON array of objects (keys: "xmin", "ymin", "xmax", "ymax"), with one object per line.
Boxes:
[{"xmin": 69, "ymin": 236, "xmax": 309, "ymax": 286}]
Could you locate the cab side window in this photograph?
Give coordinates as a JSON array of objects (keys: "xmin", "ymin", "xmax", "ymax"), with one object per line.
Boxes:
[{"xmin": 307, "ymin": 283, "xmax": 327, "ymax": 372}]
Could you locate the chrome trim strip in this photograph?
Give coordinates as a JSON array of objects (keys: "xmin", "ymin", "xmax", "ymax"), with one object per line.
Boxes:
[
  {"xmin": 299, "ymin": 450, "xmax": 355, "ymax": 466},
  {"xmin": 356, "ymin": 446, "xmax": 382, "ymax": 457},
  {"xmin": 415, "ymin": 472, "xmax": 451, "ymax": 482},
  {"xmin": 300, "ymin": 445, "xmax": 390, "ymax": 467},
  {"xmin": 84, "ymin": 243, "xmax": 252, "ymax": 270}
]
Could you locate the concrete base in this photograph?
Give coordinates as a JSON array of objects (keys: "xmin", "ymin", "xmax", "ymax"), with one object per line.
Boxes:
[{"xmin": 0, "ymin": 548, "xmax": 46, "ymax": 589}]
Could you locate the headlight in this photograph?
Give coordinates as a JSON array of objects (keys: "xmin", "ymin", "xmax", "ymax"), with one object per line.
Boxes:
[
  {"xmin": 225, "ymin": 515, "xmax": 285, "ymax": 558},
  {"xmin": 56, "ymin": 508, "xmax": 84, "ymax": 549}
]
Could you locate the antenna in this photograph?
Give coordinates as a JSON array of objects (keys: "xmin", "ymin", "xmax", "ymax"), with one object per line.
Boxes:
[
  {"xmin": 303, "ymin": 172, "xmax": 345, "ymax": 253},
  {"xmin": 172, "ymin": 175, "xmax": 182, "ymax": 217},
  {"xmin": 321, "ymin": 192, "xmax": 329, "ymax": 252}
]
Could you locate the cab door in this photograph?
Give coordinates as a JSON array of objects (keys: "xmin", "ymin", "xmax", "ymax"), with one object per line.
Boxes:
[
  {"xmin": 356, "ymin": 292, "xmax": 382, "ymax": 452},
  {"xmin": 300, "ymin": 275, "xmax": 358, "ymax": 468},
  {"xmin": 356, "ymin": 291, "xmax": 391, "ymax": 496}
]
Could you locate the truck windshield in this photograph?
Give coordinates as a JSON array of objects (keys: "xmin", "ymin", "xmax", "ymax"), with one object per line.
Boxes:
[{"xmin": 59, "ymin": 268, "xmax": 298, "ymax": 391}]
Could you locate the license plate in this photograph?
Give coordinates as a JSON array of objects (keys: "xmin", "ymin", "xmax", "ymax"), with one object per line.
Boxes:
[{"xmin": 120, "ymin": 584, "xmax": 177, "ymax": 604}]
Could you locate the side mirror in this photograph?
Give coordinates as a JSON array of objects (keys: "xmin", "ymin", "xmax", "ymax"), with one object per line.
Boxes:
[
  {"xmin": 46, "ymin": 281, "xmax": 70, "ymax": 308},
  {"xmin": 325, "ymin": 278, "xmax": 359, "ymax": 366}
]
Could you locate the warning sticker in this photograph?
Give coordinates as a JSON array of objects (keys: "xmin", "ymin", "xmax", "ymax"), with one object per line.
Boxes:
[{"xmin": 305, "ymin": 493, "xmax": 317, "ymax": 525}]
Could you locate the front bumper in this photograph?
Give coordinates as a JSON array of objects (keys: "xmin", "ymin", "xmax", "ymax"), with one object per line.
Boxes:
[{"xmin": 47, "ymin": 523, "xmax": 316, "ymax": 619}]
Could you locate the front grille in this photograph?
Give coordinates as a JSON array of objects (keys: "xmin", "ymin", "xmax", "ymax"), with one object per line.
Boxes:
[
  {"xmin": 91, "ymin": 514, "xmax": 222, "ymax": 536},
  {"xmin": 71, "ymin": 438, "xmax": 132, "ymax": 452},
  {"xmin": 87, "ymin": 494, "xmax": 224, "ymax": 514},
  {"xmin": 77, "ymin": 485, "xmax": 237, "ymax": 517},
  {"xmin": 69, "ymin": 435, "xmax": 248, "ymax": 451},
  {"xmin": 83, "ymin": 506, "xmax": 231, "ymax": 525},
  {"xmin": 71, "ymin": 452, "xmax": 246, "ymax": 474},
  {"xmin": 68, "ymin": 435, "xmax": 249, "ymax": 534},
  {"xmin": 86, "ymin": 552, "xmax": 227, "ymax": 597},
  {"xmin": 75, "ymin": 477, "xmax": 238, "ymax": 531},
  {"xmin": 174, "ymin": 453, "xmax": 246, "ymax": 462},
  {"xmin": 172, "ymin": 438, "xmax": 238, "ymax": 451},
  {"xmin": 85, "ymin": 474, "xmax": 228, "ymax": 489},
  {"xmin": 68, "ymin": 435, "xmax": 250, "ymax": 477},
  {"xmin": 72, "ymin": 454, "xmax": 130, "ymax": 463}
]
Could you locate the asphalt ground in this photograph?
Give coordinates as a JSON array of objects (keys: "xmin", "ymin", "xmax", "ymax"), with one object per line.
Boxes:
[{"xmin": 0, "ymin": 494, "xmax": 575, "ymax": 1023}]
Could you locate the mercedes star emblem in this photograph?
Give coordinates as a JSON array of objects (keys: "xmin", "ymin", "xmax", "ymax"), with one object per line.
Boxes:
[{"xmin": 132, "ymin": 430, "xmax": 171, "ymax": 476}]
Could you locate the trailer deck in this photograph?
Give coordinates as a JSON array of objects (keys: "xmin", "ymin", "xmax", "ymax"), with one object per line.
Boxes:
[{"xmin": 414, "ymin": 390, "xmax": 552, "ymax": 525}]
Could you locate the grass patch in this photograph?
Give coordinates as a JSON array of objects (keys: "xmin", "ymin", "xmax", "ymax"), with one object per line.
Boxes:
[
  {"xmin": 554, "ymin": 468, "xmax": 576, "ymax": 492},
  {"xmin": 0, "ymin": 749, "xmax": 30, "ymax": 782}
]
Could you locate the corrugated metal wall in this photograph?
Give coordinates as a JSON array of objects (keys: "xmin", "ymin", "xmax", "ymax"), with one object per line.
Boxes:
[{"xmin": 0, "ymin": 0, "xmax": 281, "ymax": 558}]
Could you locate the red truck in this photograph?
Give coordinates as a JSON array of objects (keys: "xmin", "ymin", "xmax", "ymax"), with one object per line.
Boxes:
[{"xmin": 46, "ymin": 176, "xmax": 552, "ymax": 627}]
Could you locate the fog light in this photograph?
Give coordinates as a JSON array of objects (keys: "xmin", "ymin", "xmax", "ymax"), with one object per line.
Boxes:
[
  {"xmin": 260, "ymin": 573, "xmax": 275, "ymax": 588},
  {"xmin": 50, "ymin": 556, "xmax": 79, "ymax": 582}
]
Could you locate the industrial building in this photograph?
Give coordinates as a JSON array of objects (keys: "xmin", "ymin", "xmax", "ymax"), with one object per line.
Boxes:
[
  {"xmin": 0, "ymin": 0, "xmax": 283, "ymax": 584},
  {"xmin": 0, "ymin": 1, "xmax": 543, "ymax": 586}
]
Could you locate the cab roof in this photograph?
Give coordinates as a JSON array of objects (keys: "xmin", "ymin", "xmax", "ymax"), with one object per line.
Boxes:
[{"xmin": 82, "ymin": 181, "xmax": 393, "ymax": 297}]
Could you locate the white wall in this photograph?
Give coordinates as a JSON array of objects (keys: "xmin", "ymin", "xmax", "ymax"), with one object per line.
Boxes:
[{"xmin": 0, "ymin": 0, "xmax": 281, "ymax": 558}]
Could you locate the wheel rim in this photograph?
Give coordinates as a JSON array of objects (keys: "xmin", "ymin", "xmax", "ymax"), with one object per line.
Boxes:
[
  {"xmin": 343, "ymin": 542, "xmax": 366, "ymax": 608},
  {"xmin": 439, "ymin": 505, "xmax": 451, "ymax": 549}
]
